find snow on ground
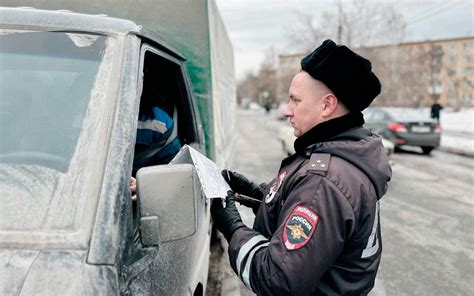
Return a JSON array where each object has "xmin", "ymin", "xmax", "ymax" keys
[
  {"xmin": 440, "ymin": 108, "xmax": 474, "ymax": 156},
  {"xmin": 441, "ymin": 135, "xmax": 474, "ymax": 155},
  {"xmin": 442, "ymin": 108, "xmax": 474, "ymax": 132}
]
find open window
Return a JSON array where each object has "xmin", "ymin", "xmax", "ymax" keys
[{"xmin": 132, "ymin": 45, "xmax": 200, "ymax": 176}]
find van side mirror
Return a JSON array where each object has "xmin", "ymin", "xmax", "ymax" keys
[{"xmin": 136, "ymin": 164, "xmax": 198, "ymax": 247}]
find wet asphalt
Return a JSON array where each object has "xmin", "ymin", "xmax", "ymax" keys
[{"xmin": 208, "ymin": 109, "xmax": 474, "ymax": 296}]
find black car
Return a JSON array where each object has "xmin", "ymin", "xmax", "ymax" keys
[{"xmin": 364, "ymin": 107, "xmax": 442, "ymax": 155}]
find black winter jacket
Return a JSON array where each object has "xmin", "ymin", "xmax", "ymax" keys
[{"xmin": 228, "ymin": 112, "xmax": 392, "ymax": 295}]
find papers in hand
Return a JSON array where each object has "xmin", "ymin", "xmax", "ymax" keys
[{"xmin": 170, "ymin": 145, "xmax": 230, "ymax": 199}]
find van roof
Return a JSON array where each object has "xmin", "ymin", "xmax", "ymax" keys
[{"xmin": 0, "ymin": 7, "xmax": 183, "ymax": 59}]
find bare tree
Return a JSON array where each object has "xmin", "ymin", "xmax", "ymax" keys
[
  {"xmin": 362, "ymin": 43, "xmax": 443, "ymax": 108},
  {"xmin": 285, "ymin": 12, "xmax": 326, "ymax": 52},
  {"xmin": 256, "ymin": 48, "xmax": 279, "ymax": 107},
  {"xmin": 236, "ymin": 71, "xmax": 259, "ymax": 104},
  {"xmin": 286, "ymin": 0, "xmax": 406, "ymax": 51},
  {"xmin": 281, "ymin": 0, "xmax": 408, "ymax": 107},
  {"xmin": 399, "ymin": 49, "xmax": 432, "ymax": 108},
  {"xmin": 389, "ymin": 43, "xmax": 447, "ymax": 108},
  {"xmin": 236, "ymin": 48, "xmax": 280, "ymax": 107}
]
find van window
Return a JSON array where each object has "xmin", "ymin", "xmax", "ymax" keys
[
  {"xmin": 132, "ymin": 47, "xmax": 198, "ymax": 175},
  {"xmin": 0, "ymin": 30, "xmax": 116, "ymax": 235}
]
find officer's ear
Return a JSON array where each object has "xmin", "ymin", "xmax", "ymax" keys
[{"xmin": 321, "ymin": 94, "xmax": 338, "ymax": 116}]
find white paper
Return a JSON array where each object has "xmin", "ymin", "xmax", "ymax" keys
[{"xmin": 170, "ymin": 145, "xmax": 230, "ymax": 199}]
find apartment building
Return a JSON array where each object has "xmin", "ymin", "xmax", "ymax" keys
[{"xmin": 277, "ymin": 37, "xmax": 474, "ymax": 108}]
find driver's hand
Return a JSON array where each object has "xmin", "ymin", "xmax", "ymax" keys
[{"xmin": 130, "ymin": 177, "xmax": 137, "ymax": 196}]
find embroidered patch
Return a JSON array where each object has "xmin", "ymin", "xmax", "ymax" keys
[
  {"xmin": 283, "ymin": 205, "xmax": 318, "ymax": 251},
  {"xmin": 265, "ymin": 171, "xmax": 287, "ymax": 203}
]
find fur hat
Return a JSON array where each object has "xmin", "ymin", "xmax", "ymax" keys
[{"xmin": 301, "ymin": 39, "xmax": 381, "ymax": 111}]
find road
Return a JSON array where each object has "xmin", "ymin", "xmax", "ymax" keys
[
  {"xmin": 373, "ymin": 149, "xmax": 474, "ymax": 295},
  {"xmin": 208, "ymin": 108, "xmax": 474, "ymax": 296}
]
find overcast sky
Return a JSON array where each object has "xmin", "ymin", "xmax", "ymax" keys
[{"xmin": 215, "ymin": 0, "xmax": 474, "ymax": 80}]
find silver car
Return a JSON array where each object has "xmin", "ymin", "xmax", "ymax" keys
[{"xmin": 364, "ymin": 107, "xmax": 441, "ymax": 155}]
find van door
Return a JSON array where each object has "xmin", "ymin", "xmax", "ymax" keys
[{"xmin": 126, "ymin": 45, "xmax": 210, "ymax": 296}]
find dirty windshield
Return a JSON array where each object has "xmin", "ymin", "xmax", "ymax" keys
[{"xmin": 0, "ymin": 30, "xmax": 116, "ymax": 237}]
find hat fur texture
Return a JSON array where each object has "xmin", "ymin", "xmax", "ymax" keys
[{"xmin": 300, "ymin": 39, "xmax": 381, "ymax": 111}]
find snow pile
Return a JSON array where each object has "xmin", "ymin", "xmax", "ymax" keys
[
  {"xmin": 440, "ymin": 108, "xmax": 474, "ymax": 155},
  {"xmin": 442, "ymin": 108, "xmax": 474, "ymax": 133}
]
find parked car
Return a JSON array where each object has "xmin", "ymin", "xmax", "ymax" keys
[
  {"xmin": 279, "ymin": 125, "xmax": 296, "ymax": 155},
  {"xmin": 248, "ymin": 101, "xmax": 262, "ymax": 111},
  {"xmin": 364, "ymin": 107, "xmax": 441, "ymax": 155},
  {"xmin": 381, "ymin": 137, "xmax": 395, "ymax": 156},
  {"xmin": 240, "ymin": 97, "xmax": 252, "ymax": 109},
  {"xmin": 277, "ymin": 102, "xmax": 288, "ymax": 120},
  {"xmin": 278, "ymin": 124, "xmax": 395, "ymax": 157}
]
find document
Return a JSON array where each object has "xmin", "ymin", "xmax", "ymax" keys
[{"xmin": 171, "ymin": 145, "xmax": 230, "ymax": 199}]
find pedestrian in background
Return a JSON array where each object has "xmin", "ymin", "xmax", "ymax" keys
[
  {"xmin": 211, "ymin": 39, "xmax": 392, "ymax": 295},
  {"xmin": 430, "ymin": 102, "xmax": 443, "ymax": 123}
]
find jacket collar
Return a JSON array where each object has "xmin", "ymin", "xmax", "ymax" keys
[{"xmin": 294, "ymin": 112, "xmax": 365, "ymax": 154}]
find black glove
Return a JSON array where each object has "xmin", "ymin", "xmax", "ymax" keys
[
  {"xmin": 222, "ymin": 170, "xmax": 264, "ymax": 200},
  {"xmin": 222, "ymin": 170, "xmax": 264, "ymax": 214},
  {"xmin": 211, "ymin": 190, "xmax": 245, "ymax": 241}
]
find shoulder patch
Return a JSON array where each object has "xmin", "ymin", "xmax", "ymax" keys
[
  {"xmin": 265, "ymin": 170, "xmax": 287, "ymax": 203},
  {"xmin": 283, "ymin": 205, "xmax": 319, "ymax": 251},
  {"xmin": 307, "ymin": 153, "xmax": 331, "ymax": 174}
]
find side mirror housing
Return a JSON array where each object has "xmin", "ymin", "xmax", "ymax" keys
[{"xmin": 136, "ymin": 164, "xmax": 198, "ymax": 247}]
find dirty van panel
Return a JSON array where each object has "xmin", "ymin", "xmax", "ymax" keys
[
  {"xmin": 122, "ymin": 45, "xmax": 210, "ymax": 295},
  {"xmin": 0, "ymin": 30, "xmax": 116, "ymax": 248},
  {"xmin": 86, "ymin": 34, "xmax": 141, "ymax": 266},
  {"xmin": 0, "ymin": 250, "xmax": 119, "ymax": 295}
]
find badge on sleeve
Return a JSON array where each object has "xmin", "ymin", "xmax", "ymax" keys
[
  {"xmin": 265, "ymin": 171, "xmax": 287, "ymax": 203},
  {"xmin": 283, "ymin": 205, "xmax": 318, "ymax": 250}
]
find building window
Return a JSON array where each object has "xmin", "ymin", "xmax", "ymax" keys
[
  {"xmin": 448, "ymin": 56, "xmax": 456, "ymax": 63},
  {"xmin": 465, "ymin": 55, "xmax": 474, "ymax": 63},
  {"xmin": 448, "ymin": 44, "xmax": 457, "ymax": 51},
  {"xmin": 448, "ymin": 94, "xmax": 456, "ymax": 101},
  {"xmin": 465, "ymin": 68, "xmax": 474, "ymax": 76},
  {"xmin": 432, "ymin": 45, "xmax": 443, "ymax": 56},
  {"xmin": 433, "ymin": 56, "xmax": 442, "ymax": 64},
  {"xmin": 463, "ymin": 94, "xmax": 472, "ymax": 102},
  {"xmin": 432, "ymin": 60, "xmax": 442, "ymax": 73},
  {"xmin": 448, "ymin": 82, "xmax": 455, "ymax": 90},
  {"xmin": 464, "ymin": 41, "xmax": 474, "ymax": 49}
]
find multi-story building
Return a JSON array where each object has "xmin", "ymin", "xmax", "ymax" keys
[{"xmin": 277, "ymin": 37, "xmax": 474, "ymax": 108}]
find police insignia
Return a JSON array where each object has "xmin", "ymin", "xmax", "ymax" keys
[
  {"xmin": 283, "ymin": 205, "xmax": 318, "ymax": 250},
  {"xmin": 265, "ymin": 171, "xmax": 287, "ymax": 203}
]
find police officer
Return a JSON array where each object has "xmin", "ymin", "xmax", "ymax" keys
[{"xmin": 211, "ymin": 39, "xmax": 392, "ymax": 295}]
